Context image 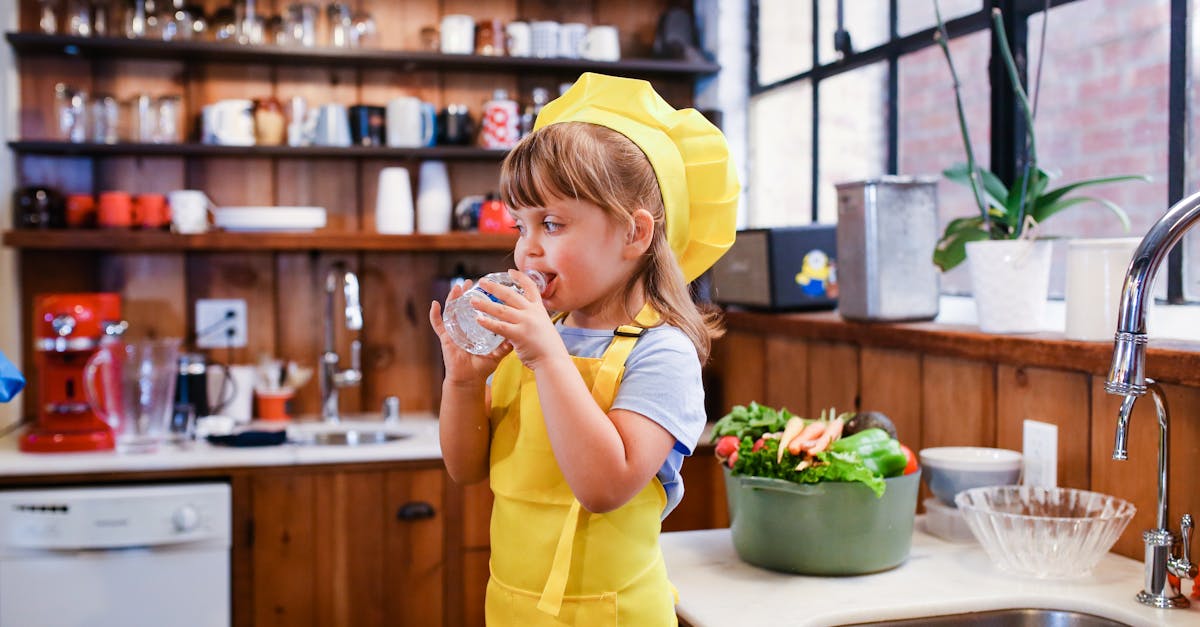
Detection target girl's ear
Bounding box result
[625,209,655,257]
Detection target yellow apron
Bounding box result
[486,306,677,626]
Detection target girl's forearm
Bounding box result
[438,380,491,484]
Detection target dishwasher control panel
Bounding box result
[0,483,231,552]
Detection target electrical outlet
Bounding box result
[1022,419,1058,488]
[195,299,248,349]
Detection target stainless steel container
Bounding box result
[835,176,940,321]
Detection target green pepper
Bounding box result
[830,428,907,478]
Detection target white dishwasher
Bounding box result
[0,482,231,627]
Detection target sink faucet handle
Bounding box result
[1173,514,1197,581]
[383,396,401,424]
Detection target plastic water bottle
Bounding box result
[442,270,547,355]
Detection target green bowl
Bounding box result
[725,468,920,575]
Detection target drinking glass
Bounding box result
[38,0,59,34]
[89,95,119,144]
[284,3,318,47]
[54,83,88,143]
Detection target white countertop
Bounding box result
[0,414,443,477]
[661,522,1200,627]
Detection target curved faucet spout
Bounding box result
[321,264,363,423]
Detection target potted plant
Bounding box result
[931,4,1148,333]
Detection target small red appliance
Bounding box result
[20,293,122,453]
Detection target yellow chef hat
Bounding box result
[534,73,739,283]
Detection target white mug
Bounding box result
[312,103,351,147]
[440,14,475,54]
[530,21,560,59]
[580,25,620,62]
[201,99,255,146]
[1064,237,1141,341]
[505,21,531,57]
[558,22,587,59]
[376,167,414,235]
[167,189,215,234]
[386,97,437,148]
[207,364,255,423]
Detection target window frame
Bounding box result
[749,0,1190,302]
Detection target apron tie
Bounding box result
[537,499,583,615]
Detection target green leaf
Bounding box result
[1034,174,1150,213]
[944,163,1008,215]
[933,223,990,272]
[1034,196,1132,231]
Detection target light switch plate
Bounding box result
[195,299,248,349]
[1022,419,1058,488]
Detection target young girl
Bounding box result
[429,72,738,626]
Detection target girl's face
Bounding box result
[511,196,643,328]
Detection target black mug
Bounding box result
[175,352,210,417]
[350,105,386,146]
[438,104,474,146]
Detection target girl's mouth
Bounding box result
[538,273,557,299]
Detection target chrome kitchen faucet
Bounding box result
[1106,190,1200,609]
[320,264,363,423]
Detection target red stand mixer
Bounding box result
[20,293,123,453]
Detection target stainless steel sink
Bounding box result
[294,430,408,446]
[844,608,1127,626]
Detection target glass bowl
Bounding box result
[955,486,1136,579]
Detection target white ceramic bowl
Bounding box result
[918,446,1022,506]
[955,486,1135,579]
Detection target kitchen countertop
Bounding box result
[0,414,443,477]
[661,522,1200,626]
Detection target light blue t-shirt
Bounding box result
[554,320,707,518]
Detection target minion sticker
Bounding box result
[795,249,838,299]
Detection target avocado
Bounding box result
[844,411,898,440]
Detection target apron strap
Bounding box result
[538,304,661,616]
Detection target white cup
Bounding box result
[440,14,475,54]
[167,189,214,234]
[417,161,452,234]
[376,167,414,235]
[386,97,436,148]
[580,25,620,62]
[505,21,531,57]
[201,99,255,146]
[312,103,351,147]
[558,22,587,59]
[530,21,560,59]
[207,364,255,424]
[1064,237,1141,341]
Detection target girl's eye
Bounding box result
[543,220,562,233]
[513,223,526,235]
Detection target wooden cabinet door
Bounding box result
[249,466,446,627]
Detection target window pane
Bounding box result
[818,0,889,63]
[749,80,812,226]
[898,29,991,295]
[1030,0,1169,297]
[758,0,812,85]
[817,61,889,223]
[898,0,983,37]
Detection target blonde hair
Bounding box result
[500,121,724,362]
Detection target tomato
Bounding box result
[715,435,740,459]
[900,443,919,475]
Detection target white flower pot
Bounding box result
[965,239,1053,334]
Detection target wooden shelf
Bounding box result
[8,140,508,160]
[1,229,518,252]
[6,32,721,77]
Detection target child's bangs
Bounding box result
[500,124,614,211]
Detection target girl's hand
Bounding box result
[472,269,567,371]
[428,279,511,385]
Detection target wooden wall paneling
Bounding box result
[97,156,187,194]
[17,56,93,138]
[710,330,764,414]
[594,0,667,57]
[663,455,725,532]
[17,250,102,419]
[462,549,490,627]
[186,157,276,208]
[763,335,808,414]
[313,470,388,627]
[806,341,858,418]
[361,68,440,107]
[995,365,1091,491]
[1090,382,1200,561]
[275,64,359,107]
[186,253,277,366]
[97,253,187,339]
[384,468,447,627]
[859,347,922,449]
[362,0,440,50]
[16,155,93,192]
[360,252,441,412]
[434,251,514,282]
[276,158,361,232]
[461,479,494,549]
[273,253,323,415]
[447,161,507,216]
[519,0,594,23]
[18,0,39,32]
[251,472,317,627]
[920,355,996,448]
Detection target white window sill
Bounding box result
[935,295,1200,343]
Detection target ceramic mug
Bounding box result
[440,14,474,54]
[580,25,620,62]
[167,189,215,234]
[1065,237,1141,341]
[530,21,559,58]
[558,22,587,59]
[386,97,437,148]
[312,103,352,147]
[505,21,531,57]
[201,99,255,146]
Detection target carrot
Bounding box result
[802,417,845,455]
[787,420,826,456]
[777,417,806,462]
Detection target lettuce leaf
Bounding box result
[731,437,887,497]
